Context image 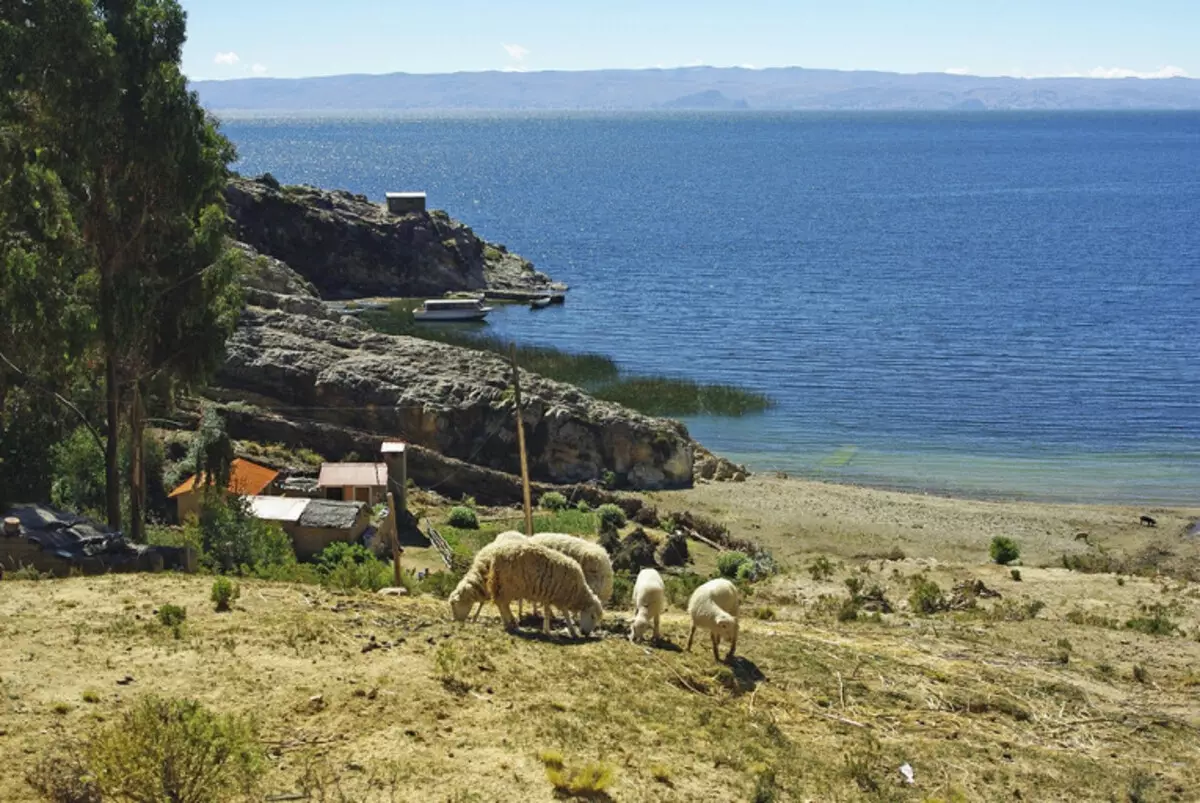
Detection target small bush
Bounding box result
[600,470,618,490]
[539,492,568,511]
[808,556,835,581]
[753,606,776,621]
[837,598,861,622]
[188,494,296,575]
[598,526,622,556]
[539,751,615,797]
[664,571,705,608]
[717,550,750,579]
[1132,664,1149,684]
[990,536,1021,565]
[157,604,187,638]
[908,578,948,614]
[650,763,672,784]
[576,500,591,513]
[596,503,626,531]
[447,506,478,529]
[258,172,282,190]
[418,570,462,599]
[609,572,634,609]
[211,577,239,612]
[659,531,690,567]
[1125,602,1179,637]
[82,689,101,704]
[1010,568,1022,582]
[612,528,658,574]
[736,561,756,582]
[86,696,264,802]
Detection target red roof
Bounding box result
[168,458,279,499]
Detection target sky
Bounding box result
[181,0,1197,82]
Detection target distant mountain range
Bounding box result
[193,66,1200,113]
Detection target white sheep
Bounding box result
[484,540,603,637]
[467,531,528,621]
[686,578,740,662]
[529,532,614,603]
[630,568,666,643]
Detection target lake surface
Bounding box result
[222,112,1200,505]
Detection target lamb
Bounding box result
[483,541,604,637]
[630,568,666,643]
[529,532,614,603]
[686,578,740,662]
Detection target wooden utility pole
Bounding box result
[385,490,402,586]
[510,345,534,536]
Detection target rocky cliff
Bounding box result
[215,305,693,488]
[225,176,555,299]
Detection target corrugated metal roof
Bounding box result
[298,499,367,530]
[169,459,280,498]
[318,462,387,488]
[246,496,310,523]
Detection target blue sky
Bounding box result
[182,0,1197,81]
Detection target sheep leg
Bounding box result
[686,624,696,652]
[727,629,737,661]
[542,605,552,636]
[653,614,661,642]
[497,600,517,631]
[564,612,578,639]
[711,632,721,663]
[470,601,484,622]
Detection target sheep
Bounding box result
[686,578,740,662]
[483,541,603,637]
[630,568,666,643]
[529,532,614,603]
[467,531,529,621]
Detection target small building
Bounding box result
[318,462,387,506]
[385,191,426,215]
[287,499,371,560]
[168,458,280,522]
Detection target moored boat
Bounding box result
[413,298,493,322]
[529,296,553,309]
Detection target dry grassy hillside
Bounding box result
[3,558,1199,801]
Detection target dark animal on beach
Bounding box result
[1074,532,1090,543]
[1140,515,1157,528]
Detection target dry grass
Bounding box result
[2,568,1199,801]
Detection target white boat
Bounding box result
[529,296,553,310]
[412,298,493,322]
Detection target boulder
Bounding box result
[225,176,554,299]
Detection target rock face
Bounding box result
[216,306,694,489]
[225,177,555,299]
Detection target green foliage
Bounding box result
[315,542,395,594]
[211,577,239,612]
[612,528,658,574]
[85,696,264,802]
[664,571,705,608]
[189,407,234,494]
[609,572,634,609]
[1125,602,1179,636]
[593,377,773,417]
[156,603,187,638]
[1010,568,1023,582]
[185,493,296,575]
[736,561,757,582]
[598,526,621,556]
[659,531,690,567]
[575,500,591,513]
[49,426,107,516]
[258,172,282,191]
[538,491,568,511]
[595,503,626,531]
[807,555,836,581]
[717,550,750,579]
[989,536,1021,565]
[600,470,618,490]
[752,606,776,621]
[908,577,949,615]
[447,506,478,529]
[418,570,462,599]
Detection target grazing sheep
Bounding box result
[467,531,529,621]
[686,578,740,662]
[449,534,526,623]
[485,541,603,637]
[630,568,666,643]
[530,532,614,602]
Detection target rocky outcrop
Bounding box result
[215,306,693,489]
[693,444,749,483]
[225,176,555,299]
[234,241,365,327]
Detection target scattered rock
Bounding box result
[116,675,134,686]
[308,694,325,711]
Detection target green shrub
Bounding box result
[600,470,618,490]
[447,506,478,529]
[598,526,622,556]
[539,492,567,511]
[808,556,835,581]
[609,572,634,609]
[211,577,239,612]
[837,598,860,622]
[1125,602,1179,636]
[753,606,776,621]
[908,578,948,614]
[716,550,750,579]
[258,172,281,191]
[659,531,690,567]
[575,500,591,513]
[538,751,615,797]
[596,503,626,531]
[664,571,705,608]
[187,493,296,574]
[87,696,264,802]
[49,426,107,517]
[612,528,658,574]
[1010,568,1023,582]
[736,561,756,582]
[989,536,1021,565]
[314,543,396,594]
[418,570,462,599]
[156,604,187,639]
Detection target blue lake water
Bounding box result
[221,112,1200,505]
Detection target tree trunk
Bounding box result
[129,381,145,543]
[104,354,122,531]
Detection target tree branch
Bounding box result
[0,350,105,453]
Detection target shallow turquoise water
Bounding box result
[223,112,1200,504]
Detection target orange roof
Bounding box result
[168,458,280,499]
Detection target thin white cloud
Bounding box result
[502,43,530,62]
[251,63,268,76]
[944,67,970,76]
[1086,65,1188,79]
[213,51,240,66]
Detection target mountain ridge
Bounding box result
[193,65,1200,112]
